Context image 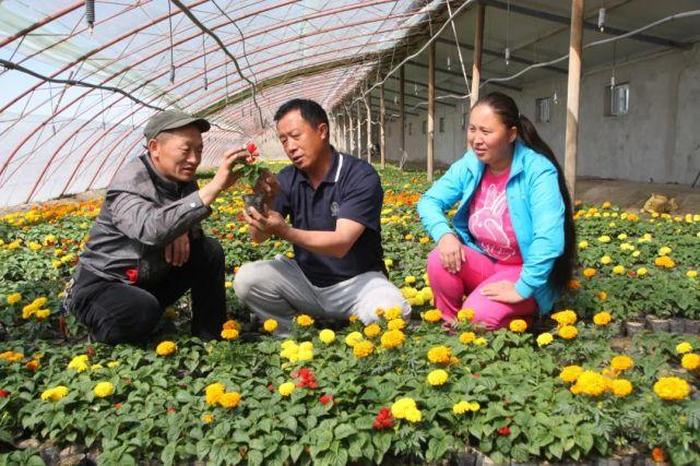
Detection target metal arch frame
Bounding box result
[0,1,83,48]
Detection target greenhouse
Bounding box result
[0,0,699,465]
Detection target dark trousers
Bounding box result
[71,237,226,345]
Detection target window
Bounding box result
[605,83,630,116]
[536,97,552,123]
[422,120,426,135]
[439,117,445,133]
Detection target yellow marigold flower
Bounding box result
[201,414,214,424]
[348,315,359,322]
[205,383,226,406]
[427,345,452,364]
[457,308,475,322]
[681,353,700,371]
[380,329,406,349]
[551,310,577,327]
[658,246,672,256]
[221,328,239,340]
[582,268,597,278]
[344,331,364,347]
[427,369,449,386]
[384,258,394,269]
[404,408,422,423]
[156,341,177,356]
[222,319,240,330]
[391,397,417,419]
[617,233,627,240]
[452,401,480,414]
[224,280,233,289]
[6,292,21,305]
[593,311,612,326]
[296,314,315,327]
[653,377,691,401]
[419,287,433,303]
[68,354,89,372]
[459,332,476,344]
[423,309,442,323]
[509,319,527,333]
[687,270,698,278]
[600,256,612,265]
[384,306,402,321]
[536,333,553,347]
[631,250,641,258]
[318,329,336,344]
[22,303,37,320]
[40,385,69,402]
[558,325,578,340]
[578,240,589,249]
[90,364,103,371]
[387,318,406,331]
[278,382,295,397]
[404,275,416,285]
[474,337,488,346]
[602,201,612,209]
[353,340,374,358]
[598,235,611,243]
[93,381,114,398]
[570,371,607,396]
[559,365,584,383]
[404,234,414,241]
[219,392,241,408]
[107,361,119,369]
[401,287,418,299]
[654,256,676,269]
[363,323,381,338]
[676,342,693,354]
[0,351,24,362]
[263,319,278,332]
[31,297,47,308]
[612,265,625,275]
[610,355,634,372]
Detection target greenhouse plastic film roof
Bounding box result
[0,0,439,207]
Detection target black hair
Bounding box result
[474,92,576,293]
[274,99,329,129]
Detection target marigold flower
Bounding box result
[536,333,553,347]
[423,309,442,322]
[578,240,589,249]
[568,279,581,290]
[318,329,335,344]
[222,319,239,330]
[93,381,114,398]
[344,332,364,347]
[610,379,633,397]
[598,235,611,243]
[205,383,226,406]
[651,447,666,463]
[353,340,374,358]
[363,324,381,338]
[0,351,23,363]
[457,332,476,345]
[427,345,452,364]
[25,360,40,372]
[221,328,239,340]
[278,382,296,397]
[384,306,402,321]
[658,246,672,256]
[457,308,475,322]
[387,318,406,331]
[474,337,488,346]
[156,341,177,356]
[582,268,597,278]
[610,355,634,372]
[68,354,89,372]
[509,319,527,333]
[676,342,693,354]
[201,414,214,424]
[653,376,690,400]
[6,292,22,305]
[380,329,406,349]
[558,325,579,340]
[40,385,69,401]
[654,256,676,269]
[263,319,278,332]
[391,397,421,423]
[219,392,241,408]
[681,353,700,371]
[427,369,449,386]
[570,371,608,396]
[452,401,480,415]
[636,267,648,277]
[295,314,315,327]
[559,365,584,383]
[551,310,577,327]
[593,311,612,326]
[612,265,625,275]
[404,275,416,284]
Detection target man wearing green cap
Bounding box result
[64,110,256,344]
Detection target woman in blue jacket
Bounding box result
[417,92,575,329]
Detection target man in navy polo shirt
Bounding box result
[234,99,410,335]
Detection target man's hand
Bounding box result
[254,169,280,206]
[243,207,288,238]
[199,146,258,205]
[438,233,465,274]
[165,233,190,267]
[480,281,524,303]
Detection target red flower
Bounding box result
[246,143,257,154]
[0,389,9,398]
[114,402,123,410]
[498,426,511,436]
[373,407,394,430]
[319,394,333,405]
[167,407,176,414]
[125,268,138,284]
[293,368,318,389]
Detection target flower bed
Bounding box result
[0,166,698,465]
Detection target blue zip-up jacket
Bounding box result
[417,139,565,315]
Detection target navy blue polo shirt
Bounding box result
[273,151,385,287]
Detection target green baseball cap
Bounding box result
[143,110,211,141]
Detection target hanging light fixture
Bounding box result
[414,83,418,95]
[504,0,511,66]
[85,0,95,33]
[553,90,559,104]
[446,56,452,70]
[598,8,607,31]
[504,48,511,66]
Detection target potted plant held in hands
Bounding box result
[235,142,270,214]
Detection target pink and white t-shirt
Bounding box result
[468,168,523,264]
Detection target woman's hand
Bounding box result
[481,281,524,303]
[438,233,465,274]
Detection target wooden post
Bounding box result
[470,3,485,108]
[565,0,584,200]
[399,66,406,166]
[427,42,435,182]
[379,84,386,169]
[356,101,362,158]
[347,107,354,156]
[365,92,372,164]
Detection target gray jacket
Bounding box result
[73,153,211,287]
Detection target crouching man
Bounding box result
[66,110,255,344]
[234,99,410,336]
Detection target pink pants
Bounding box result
[426,245,537,329]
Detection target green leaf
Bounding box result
[334,423,354,440]
[247,449,264,466]
[160,443,176,466]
